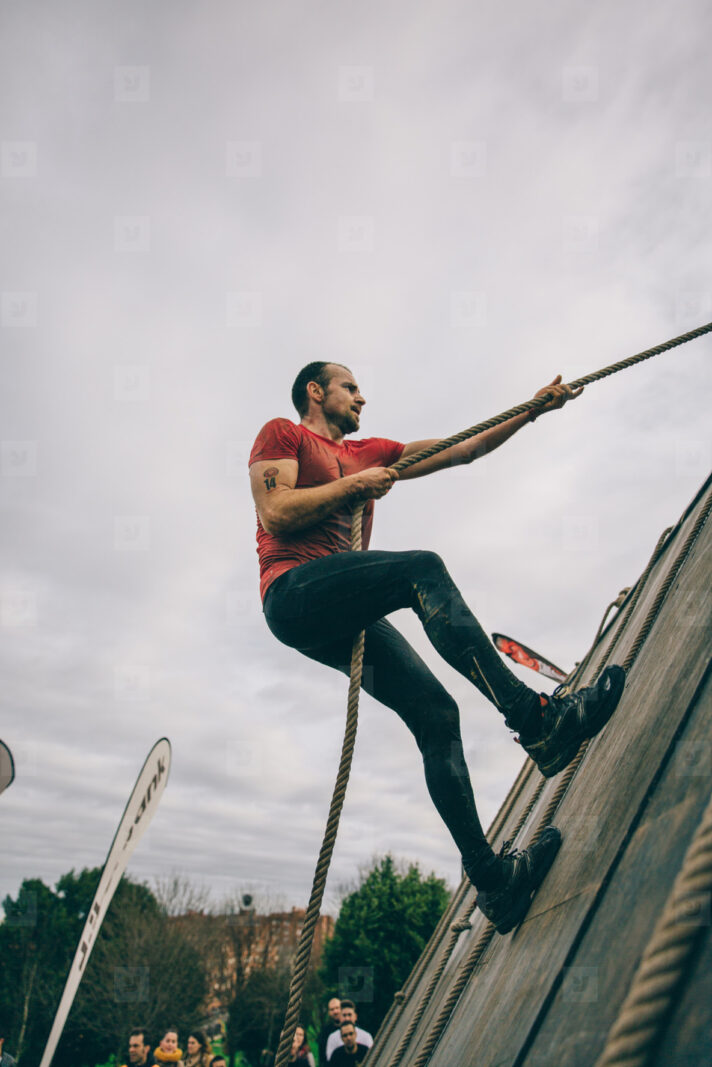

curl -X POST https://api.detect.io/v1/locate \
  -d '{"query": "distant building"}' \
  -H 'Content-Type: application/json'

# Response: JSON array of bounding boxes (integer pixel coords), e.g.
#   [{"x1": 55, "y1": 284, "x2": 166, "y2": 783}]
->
[
  {"x1": 174, "y1": 905, "x2": 334, "y2": 1012},
  {"x1": 236, "y1": 906, "x2": 335, "y2": 975}
]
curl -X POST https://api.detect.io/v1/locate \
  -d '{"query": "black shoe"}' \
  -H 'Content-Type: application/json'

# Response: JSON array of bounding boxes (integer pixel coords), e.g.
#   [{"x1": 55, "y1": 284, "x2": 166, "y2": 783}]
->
[
  {"x1": 476, "y1": 827, "x2": 562, "y2": 934},
  {"x1": 520, "y1": 665, "x2": 626, "y2": 778}
]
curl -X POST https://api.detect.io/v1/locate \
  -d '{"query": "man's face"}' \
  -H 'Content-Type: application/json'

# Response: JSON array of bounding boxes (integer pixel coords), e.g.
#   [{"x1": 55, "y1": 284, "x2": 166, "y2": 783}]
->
[
  {"x1": 128, "y1": 1035, "x2": 148, "y2": 1064},
  {"x1": 328, "y1": 998, "x2": 341, "y2": 1022},
  {"x1": 319, "y1": 366, "x2": 365, "y2": 434},
  {"x1": 340, "y1": 1007, "x2": 356, "y2": 1025},
  {"x1": 341, "y1": 1025, "x2": 357, "y2": 1051}
]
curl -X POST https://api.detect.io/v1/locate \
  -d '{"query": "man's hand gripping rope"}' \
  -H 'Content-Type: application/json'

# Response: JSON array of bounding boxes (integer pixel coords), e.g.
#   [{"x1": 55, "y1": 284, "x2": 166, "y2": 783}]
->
[{"x1": 353, "y1": 373, "x2": 583, "y2": 501}]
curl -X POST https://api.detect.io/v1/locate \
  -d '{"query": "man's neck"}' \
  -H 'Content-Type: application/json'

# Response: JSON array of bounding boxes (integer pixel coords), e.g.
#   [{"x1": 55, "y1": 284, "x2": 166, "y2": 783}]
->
[{"x1": 301, "y1": 412, "x2": 344, "y2": 444}]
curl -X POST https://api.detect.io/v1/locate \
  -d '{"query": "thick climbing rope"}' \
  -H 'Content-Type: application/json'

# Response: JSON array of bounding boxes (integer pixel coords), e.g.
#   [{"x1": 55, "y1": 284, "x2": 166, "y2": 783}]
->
[
  {"x1": 566, "y1": 525, "x2": 673, "y2": 695},
  {"x1": 594, "y1": 770, "x2": 712, "y2": 1067},
  {"x1": 409, "y1": 742, "x2": 590, "y2": 1067},
  {"x1": 592, "y1": 496, "x2": 712, "y2": 1067},
  {"x1": 408, "y1": 480, "x2": 712, "y2": 1067},
  {"x1": 620, "y1": 486, "x2": 712, "y2": 672},
  {"x1": 366, "y1": 757, "x2": 540, "y2": 1064},
  {"x1": 563, "y1": 587, "x2": 630, "y2": 694},
  {"x1": 272, "y1": 516, "x2": 367, "y2": 1067},
  {"x1": 272, "y1": 320, "x2": 712, "y2": 1067},
  {"x1": 366, "y1": 764, "x2": 540, "y2": 1064},
  {"x1": 383, "y1": 770, "x2": 549, "y2": 1067},
  {"x1": 392, "y1": 321, "x2": 712, "y2": 477},
  {"x1": 364, "y1": 878, "x2": 471, "y2": 1063}
]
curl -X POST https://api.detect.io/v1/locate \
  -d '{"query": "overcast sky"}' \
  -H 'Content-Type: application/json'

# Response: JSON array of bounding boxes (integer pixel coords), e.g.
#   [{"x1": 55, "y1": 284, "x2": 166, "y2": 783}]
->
[{"x1": 1, "y1": 0, "x2": 711, "y2": 918}]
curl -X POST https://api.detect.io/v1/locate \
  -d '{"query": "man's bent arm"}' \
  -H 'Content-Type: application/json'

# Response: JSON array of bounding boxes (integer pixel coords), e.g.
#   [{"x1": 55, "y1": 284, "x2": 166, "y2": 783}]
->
[{"x1": 249, "y1": 459, "x2": 396, "y2": 535}]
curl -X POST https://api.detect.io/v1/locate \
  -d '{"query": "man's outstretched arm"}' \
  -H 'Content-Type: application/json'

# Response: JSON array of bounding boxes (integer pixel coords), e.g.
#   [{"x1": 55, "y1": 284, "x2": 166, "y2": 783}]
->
[
  {"x1": 397, "y1": 375, "x2": 582, "y2": 481},
  {"x1": 250, "y1": 459, "x2": 396, "y2": 535}
]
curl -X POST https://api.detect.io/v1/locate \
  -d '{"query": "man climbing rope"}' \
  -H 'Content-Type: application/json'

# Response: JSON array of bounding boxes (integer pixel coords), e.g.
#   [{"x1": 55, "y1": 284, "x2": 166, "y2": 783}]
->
[{"x1": 249, "y1": 362, "x2": 626, "y2": 934}]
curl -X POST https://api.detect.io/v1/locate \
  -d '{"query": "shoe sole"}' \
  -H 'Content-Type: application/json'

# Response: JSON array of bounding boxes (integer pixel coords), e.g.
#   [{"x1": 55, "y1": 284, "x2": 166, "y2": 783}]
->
[
  {"x1": 536, "y1": 666, "x2": 626, "y2": 778},
  {"x1": 477, "y1": 827, "x2": 562, "y2": 935}
]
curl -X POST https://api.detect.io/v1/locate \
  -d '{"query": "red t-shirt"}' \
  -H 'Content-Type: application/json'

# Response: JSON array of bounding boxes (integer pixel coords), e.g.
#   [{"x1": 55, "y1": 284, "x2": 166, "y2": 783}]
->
[{"x1": 249, "y1": 418, "x2": 404, "y2": 601}]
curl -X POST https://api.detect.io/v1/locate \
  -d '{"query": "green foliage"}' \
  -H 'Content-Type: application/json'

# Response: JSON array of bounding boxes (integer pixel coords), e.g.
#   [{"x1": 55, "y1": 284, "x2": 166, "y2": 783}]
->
[
  {"x1": 0, "y1": 877, "x2": 77, "y2": 1062},
  {"x1": 318, "y1": 855, "x2": 450, "y2": 1034},
  {"x1": 0, "y1": 859, "x2": 446, "y2": 1066},
  {"x1": 66, "y1": 883, "x2": 207, "y2": 1065},
  {"x1": 0, "y1": 869, "x2": 207, "y2": 1067},
  {"x1": 226, "y1": 962, "x2": 323, "y2": 1067},
  {"x1": 228, "y1": 965, "x2": 290, "y2": 1067}
]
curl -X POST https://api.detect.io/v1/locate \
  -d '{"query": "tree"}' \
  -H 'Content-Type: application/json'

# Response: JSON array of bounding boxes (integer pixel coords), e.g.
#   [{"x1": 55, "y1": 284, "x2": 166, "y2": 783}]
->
[
  {"x1": 228, "y1": 964, "x2": 290, "y2": 1067},
  {"x1": 0, "y1": 869, "x2": 208, "y2": 1066},
  {"x1": 227, "y1": 962, "x2": 323, "y2": 1067},
  {"x1": 64, "y1": 878, "x2": 207, "y2": 1065},
  {"x1": 221, "y1": 896, "x2": 325, "y2": 1066},
  {"x1": 0, "y1": 878, "x2": 73, "y2": 1062},
  {"x1": 318, "y1": 856, "x2": 450, "y2": 1033}
]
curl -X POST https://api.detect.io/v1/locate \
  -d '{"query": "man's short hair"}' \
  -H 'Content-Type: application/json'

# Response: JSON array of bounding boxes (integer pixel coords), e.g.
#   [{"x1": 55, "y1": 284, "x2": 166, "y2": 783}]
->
[
  {"x1": 291, "y1": 362, "x2": 348, "y2": 417},
  {"x1": 340, "y1": 1022, "x2": 356, "y2": 1032},
  {"x1": 339, "y1": 999, "x2": 356, "y2": 1012},
  {"x1": 130, "y1": 1028, "x2": 150, "y2": 1045}
]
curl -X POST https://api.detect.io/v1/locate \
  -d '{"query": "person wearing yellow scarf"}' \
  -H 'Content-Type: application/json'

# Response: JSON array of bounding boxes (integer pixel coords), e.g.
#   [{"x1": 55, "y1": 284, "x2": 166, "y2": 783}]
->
[{"x1": 153, "y1": 1031, "x2": 183, "y2": 1066}]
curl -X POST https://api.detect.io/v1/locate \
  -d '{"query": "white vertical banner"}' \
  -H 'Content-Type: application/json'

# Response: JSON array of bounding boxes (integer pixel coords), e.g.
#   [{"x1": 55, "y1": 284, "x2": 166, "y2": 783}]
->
[
  {"x1": 39, "y1": 737, "x2": 172, "y2": 1067},
  {"x1": 0, "y1": 739, "x2": 15, "y2": 796}
]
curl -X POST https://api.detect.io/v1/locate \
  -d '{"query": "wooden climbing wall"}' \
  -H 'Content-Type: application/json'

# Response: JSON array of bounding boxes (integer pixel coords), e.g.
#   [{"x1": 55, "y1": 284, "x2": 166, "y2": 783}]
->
[{"x1": 365, "y1": 473, "x2": 712, "y2": 1067}]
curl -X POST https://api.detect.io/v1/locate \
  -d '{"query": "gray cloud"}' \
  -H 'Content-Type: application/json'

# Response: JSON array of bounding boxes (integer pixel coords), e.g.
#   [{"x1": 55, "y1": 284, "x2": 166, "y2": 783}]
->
[{"x1": 1, "y1": 0, "x2": 710, "y2": 916}]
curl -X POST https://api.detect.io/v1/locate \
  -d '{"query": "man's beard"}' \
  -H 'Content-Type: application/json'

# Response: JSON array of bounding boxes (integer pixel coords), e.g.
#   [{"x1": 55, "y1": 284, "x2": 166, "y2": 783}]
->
[{"x1": 335, "y1": 410, "x2": 359, "y2": 434}]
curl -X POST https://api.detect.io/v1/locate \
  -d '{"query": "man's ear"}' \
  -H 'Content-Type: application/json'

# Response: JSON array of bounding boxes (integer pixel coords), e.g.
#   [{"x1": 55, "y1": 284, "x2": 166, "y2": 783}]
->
[{"x1": 307, "y1": 380, "x2": 324, "y2": 405}]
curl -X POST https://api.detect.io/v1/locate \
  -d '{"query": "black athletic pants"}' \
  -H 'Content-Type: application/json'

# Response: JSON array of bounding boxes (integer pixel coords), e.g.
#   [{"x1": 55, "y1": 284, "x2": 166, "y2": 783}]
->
[{"x1": 263, "y1": 549, "x2": 539, "y2": 888}]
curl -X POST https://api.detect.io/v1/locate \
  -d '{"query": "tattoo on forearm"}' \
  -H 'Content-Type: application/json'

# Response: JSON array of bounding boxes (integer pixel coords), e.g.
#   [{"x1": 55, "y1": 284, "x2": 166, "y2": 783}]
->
[{"x1": 263, "y1": 466, "x2": 279, "y2": 491}]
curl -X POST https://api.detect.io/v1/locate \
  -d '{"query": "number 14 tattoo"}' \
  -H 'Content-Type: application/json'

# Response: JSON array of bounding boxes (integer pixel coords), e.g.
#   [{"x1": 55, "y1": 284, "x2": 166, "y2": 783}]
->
[{"x1": 263, "y1": 466, "x2": 279, "y2": 491}]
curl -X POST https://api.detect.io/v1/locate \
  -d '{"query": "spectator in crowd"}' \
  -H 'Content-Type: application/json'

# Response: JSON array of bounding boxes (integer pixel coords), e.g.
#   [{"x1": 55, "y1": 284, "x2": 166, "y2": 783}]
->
[
  {"x1": 153, "y1": 1030, "x2": 184, "y2": 1065},
  {"x1": 325, "y1": 1002, "x2": 372, "y2": 1062},
  {"x1": 287, "y1": 1024, "x2": 316, "y2": 1066},
  {"x1": 0, "y1": 1034, "x2": 17, "y2": 1067},
  {"x1": 318, "y1": 998, "x2": 341, "y2": 1065},
  {"x1": 184, "y1": 1030, "x2": 212, "y2": 1067},
  {"x1": 329, "y1": 1024, "x2": 369, "y2": 1066},
  {"x1": 208, "y1": 1057, "x2": 226, "y2": 1067},
  {"x1": 125, "y1": 1028, "x2": 154, "y2": 1067}
]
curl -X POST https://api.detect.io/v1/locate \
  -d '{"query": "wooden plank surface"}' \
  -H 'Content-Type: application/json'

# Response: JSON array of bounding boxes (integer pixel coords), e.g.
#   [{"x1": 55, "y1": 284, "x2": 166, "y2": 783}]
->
[
  {"x1": 421, "y1": 494, "x2": 711, "y2": 1067},
  {"x1": 521, "y1": 666, "x2": 712, "y2": 1065},
  {"x1": 368, "y1": 759, "x2": 544, "y2": 1065},
  {"x1": 366, "y1": 483, "x2": 712, "y2": 1067}
]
